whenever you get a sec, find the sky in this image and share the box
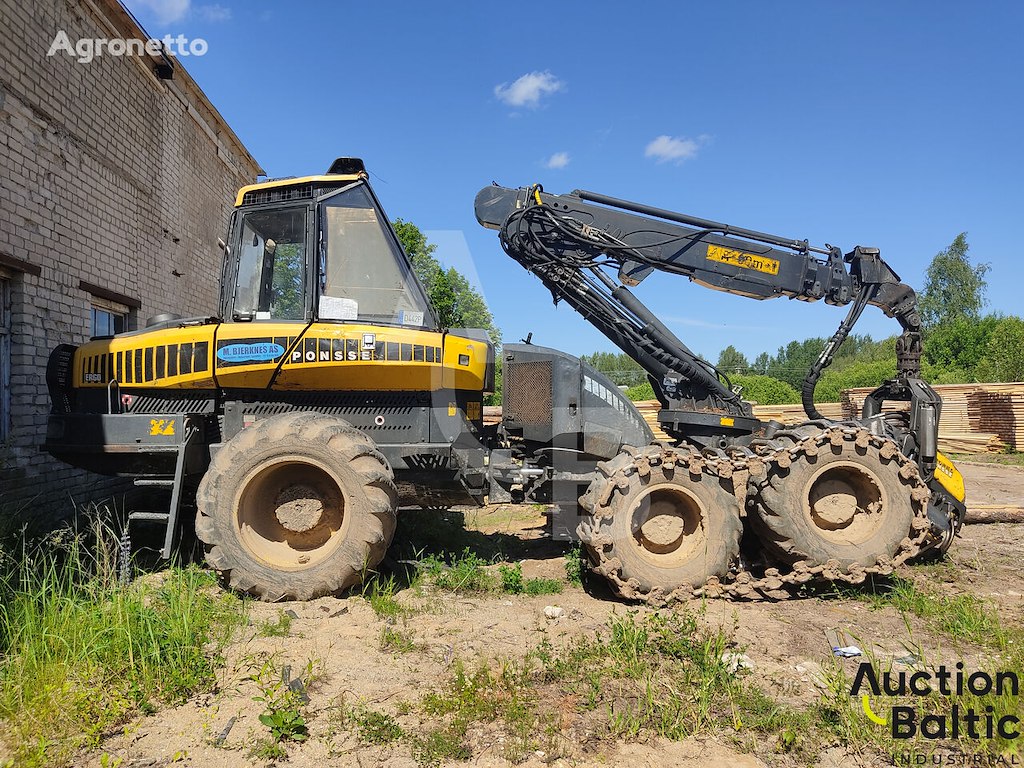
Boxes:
[124,0,1024,365]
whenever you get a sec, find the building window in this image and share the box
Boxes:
[0,277,10,441]
[91,304,127,338]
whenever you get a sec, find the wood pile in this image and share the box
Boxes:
[967,384,1024,450]
[633,400,673,441]
[841,382,1023,454]
[751,402,845,423]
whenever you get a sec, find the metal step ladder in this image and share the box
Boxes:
[129,428,196,559]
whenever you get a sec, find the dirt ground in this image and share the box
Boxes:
[72,462,1024,768]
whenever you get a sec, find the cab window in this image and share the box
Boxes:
[233,207,307,320]
[319,184,431,326]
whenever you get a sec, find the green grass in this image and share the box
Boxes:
[361,574,411,619]
[406,608,813,762]
[498,562,563,596]
[421,553,565,598]
[420,548,497,593]
[420,659,541,763]
[256,610,293,638]
[528,609,818,754]
[409,725,472,766]
[380,626,416,653]
[948,450,1024,467]
[827,574,1024,758]
[350,707,404,745]
[524,577,563,596]
[861,575,1011,650]
[564,545,584,586]
[248,656,318,746]
[0,527,246,767]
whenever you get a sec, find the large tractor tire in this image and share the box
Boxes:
[579,447,742,602]
[752,431,917,568]
[195,412,398,601]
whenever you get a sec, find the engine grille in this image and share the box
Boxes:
[504,360,552,426]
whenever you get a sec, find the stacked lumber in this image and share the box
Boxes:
[633,400,673,441]
[483,405,502,426]
[967,384,1024,450]
[751,402,845,423]
[840,383,1017,454]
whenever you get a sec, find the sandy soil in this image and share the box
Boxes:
[57,462,1024,768]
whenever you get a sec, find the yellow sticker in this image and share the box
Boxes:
[149,418,175,436]
[706,244,780,276]
[720,416,735,427]
[447,402,457,417]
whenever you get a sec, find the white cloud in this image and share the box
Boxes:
[197,3,231,21]
[644,134,703,164]
[494,71,565,109]
[129,0,191,24]
[545,152,570,169]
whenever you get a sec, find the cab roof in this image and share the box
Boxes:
[234,157,368,207]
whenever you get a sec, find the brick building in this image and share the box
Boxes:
[0,0,262,521]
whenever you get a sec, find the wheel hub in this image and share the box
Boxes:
[274,484,325,533]
[804,462,886,544]
[234,457,348,570]
[808,477,860,528]
[632,485,707,563]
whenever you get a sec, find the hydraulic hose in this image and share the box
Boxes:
[801,288,872,420]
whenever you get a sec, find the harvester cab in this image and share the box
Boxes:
[222,159,435,329]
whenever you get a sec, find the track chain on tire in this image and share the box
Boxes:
[578,422,934,604]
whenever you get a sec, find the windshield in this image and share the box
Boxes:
[319,184,431,326]
[233,207,307,320]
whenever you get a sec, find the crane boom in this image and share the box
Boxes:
[475,183,940,478]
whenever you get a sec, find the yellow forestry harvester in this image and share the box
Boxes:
[44,158,965,602]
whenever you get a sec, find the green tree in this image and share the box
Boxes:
[918,233,990,330]
[716,345,749,374]
[729,374,799,405]
[757,334,895,390]
[923,314,1001,380]
[814,360,898,402]
[624,381,655,401]
[392,219,500,347]
[269,242,304,319]
[976,317,1024,382]
[393,219,502,404]
[580,351,646,387]
[764,338,827,389]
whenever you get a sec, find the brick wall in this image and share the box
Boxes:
[0,0,261,524]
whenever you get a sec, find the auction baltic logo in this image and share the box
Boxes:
[852,661,1020,740]
[47,31,208,64]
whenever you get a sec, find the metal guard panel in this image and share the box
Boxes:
[658,410,761,436]
[934,451,966,503]
[44,412,204,476]
[75,325,217,389]
[45,412,200,449]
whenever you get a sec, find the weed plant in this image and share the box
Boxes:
[0,519,245,767]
